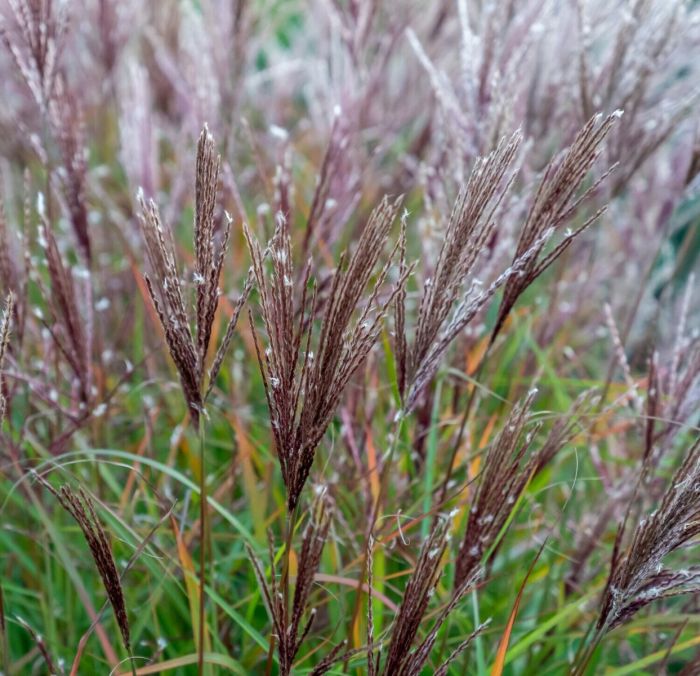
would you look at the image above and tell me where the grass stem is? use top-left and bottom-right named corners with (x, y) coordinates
top-left (198, 418), bottom-right (207, 676)
top-left (0, 583), bottom-right (9, 676)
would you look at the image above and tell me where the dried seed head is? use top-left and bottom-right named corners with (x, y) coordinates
top-left (399, 133), bottom-right (521, 409)
top-left (43, 481), bottom-right (131, 653)
top-left (246, 194), bottom-right (410, 509)
top-left (48, 76), bottom-right (91, 263)
top-left (493, 112), bottom-right (619, 341)
top-left (598, 438), bottom-right (700, 632)
top-left (409, 133), bottom-right (521, 383)
top-left (455, 390), bottom-right (540, 588)
top-left (37, 215), bottom-right (92, 406)
top-left (137, 125), bottom-right (250, 425)
top-left (383, 515), bottom-right (482, 675)
top-left (1, 0), bottom-right (68, 109)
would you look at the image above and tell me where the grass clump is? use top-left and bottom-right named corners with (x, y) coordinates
top-left (0, 1), bottom-right (699, 674)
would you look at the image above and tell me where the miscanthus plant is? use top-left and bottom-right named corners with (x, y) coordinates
top-left (0, 1), bottom-right (699, 675)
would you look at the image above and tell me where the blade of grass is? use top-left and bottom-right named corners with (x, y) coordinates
top-left (117, 651), bottom-right (247, 675)
top-left (606, 634), bottom-right (700, 675)
top-left (31, 450), bottom-right (255, 543)
top-left (504, 589), bottom-right (598, 664)
top-left (491, 540), bottom-right (548, 676)
top-left (171, 515), bottom-right (210, 660)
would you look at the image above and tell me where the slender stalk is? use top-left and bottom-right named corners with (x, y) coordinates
top-left (470, 590), bottom-right (486, 674)
top-left (434, 351), bottom-right (489, 520)
top-left (572, 624), bottom-right (604, 676)
top-left (264, 634), bottom-right (276, 676)
top-left (279, 504), bottom-right (298, 676)
top-left (128, 649), bottom-right (138, 676)
top-left (372, 412), bottom-right (406, 531)
top-left (198, 418), bottom-right (207, 676)
top-left (0, 583), bottom-right (9, 676)
top-left (346, 412), bottom-right (406, 651)
top-left (595, 220), bottom-right (669, 413)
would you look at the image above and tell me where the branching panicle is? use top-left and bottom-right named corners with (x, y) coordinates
top-left (38, 214), bottom-right (91, 405)
top-left (400, 133), bottom-right (520, 409)
top-left (454, 391), bottom-right (540, 588)
top-left (381, 514), bottom-right (483, 676)
top-left (246, 195), bottom-right (411, 509)
top-left (493, 112), bottom-right (620, 340)
top-left (44, 481), bottom-right (131, 654)
top-left (598, 438), bottom-right (700, 632)
top-left (137, 125), bottom-right (250, 426)
top-left (48, 76), bottom-right (91, 263)
top-left (1, 0), bottom-right (68, 109)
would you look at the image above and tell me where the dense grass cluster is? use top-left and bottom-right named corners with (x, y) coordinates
top-left (0, 1), bottom-right (699, 674)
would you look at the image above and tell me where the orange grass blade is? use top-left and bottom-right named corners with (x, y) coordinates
top-left (491, 540), bottom-right (548, 676)
top-left (170, 516), bottom-right (210, 657)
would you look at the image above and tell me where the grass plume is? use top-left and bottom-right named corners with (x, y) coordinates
top-left (245, 195), bottom-right (411, 510)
